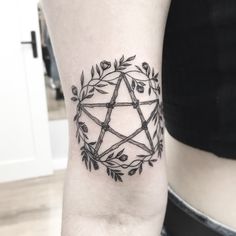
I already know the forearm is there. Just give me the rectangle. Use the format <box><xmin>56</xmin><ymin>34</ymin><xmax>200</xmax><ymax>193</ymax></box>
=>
<box><xmin>41</xmin><ymin>0</ymin><xmax>170</xmax><ymax>235</ymax></box>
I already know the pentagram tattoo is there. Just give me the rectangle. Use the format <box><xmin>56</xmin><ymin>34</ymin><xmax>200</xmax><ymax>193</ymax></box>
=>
<box><xmin>71</xmin><ymin>55</ymin><xmax>164</xmax><ymax>182</ymax></box>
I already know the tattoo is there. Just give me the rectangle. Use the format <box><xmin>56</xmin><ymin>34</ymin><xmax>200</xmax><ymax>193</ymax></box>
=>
<box><xmin>71</xmin><ymin>55</ymin><xmax>164</xmax><ymax>182</ymax></box>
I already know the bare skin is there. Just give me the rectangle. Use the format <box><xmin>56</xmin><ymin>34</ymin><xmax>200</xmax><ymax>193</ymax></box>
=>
<box><xmin>41</xmin><ymin>0</ymin><xmax>236</xmax><ymax>234</ymax></box>
<box><xmin>166</xmin><ymin>130</ymin><xmax>236</xmax><ymax>229</ymax></box>
<box><xmin>41</xmin><ymin>0</ymin><xmax>171</xmax><ymax>235</ymax></box>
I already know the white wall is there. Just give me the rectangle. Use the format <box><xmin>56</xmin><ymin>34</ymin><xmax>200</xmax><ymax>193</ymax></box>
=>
<box><xmin>49</xmin><ymin>120</ymin><xmax>69</xmax><ymax>170</ymax></box>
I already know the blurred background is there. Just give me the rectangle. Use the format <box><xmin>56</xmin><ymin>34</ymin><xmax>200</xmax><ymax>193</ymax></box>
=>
<box><xmin>0</xmin><ymin>0</ymin><xmax>68</xmax><ymax>235</ymax></box>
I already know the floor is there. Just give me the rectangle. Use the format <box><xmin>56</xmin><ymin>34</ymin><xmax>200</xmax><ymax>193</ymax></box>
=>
<box><xmin>0</xmin><ymin>171</ymin><xmax>65</xmax><ymax>236</ymax></box>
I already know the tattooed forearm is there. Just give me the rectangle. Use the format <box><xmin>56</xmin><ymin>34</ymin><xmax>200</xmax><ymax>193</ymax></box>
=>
<box><xmin>71</xmin><ymin>55</ymin><xmax>164</xmax><ymax>182</ymax></box>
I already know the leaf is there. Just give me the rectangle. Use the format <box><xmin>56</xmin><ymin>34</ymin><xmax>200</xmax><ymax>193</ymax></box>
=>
<box><xmin>89</xmin><ymin>87</ymin><xmax>95</xmax><ymax>93</ymax></box>
<box><xmin>131</xmin><ymin>80</ymin><xmax>136</xmax><ymax>90</ymax></box>
<box><xmin>153</xmin><ymin>73</ymin><xmax>159</xmax><ymax>82</ymax></box>
<box><xmin>85</xmin><ymin>158</ymin><xmax>88</xmax><ymax>169</ymax></box>
<box><xmin>71</xmin><ymin>97</ymin><xmax>78</xmax><ymax>101</ymax></box>
<box><xmin>88</xmin><ymin>147</ymin><xmax>94</xmax><ymax>156</ymax></box>
<box><xmin>107</xmin><ymin>152</ymin><xmax>114</xmax><ymax>160</ymax></box>
<box><xmin>138</xmin><ymin>81</ymin><xmax>146</xmax><ymax>86</ymax></box>
<box><xmin>153</xmin><ymin>130</ymin><xmax>157</xmax><ymax>139</ymax></box>
<box><xmin>76</xmin><ymin>128</ymin><xmax>79</xmax><ymax>137</ymax></box>
<box><xmin>152</xmin><ymin>68</ymin><xmax>155</xmax><ymax>77</ymax></box>
<box><xmin>96</xmin><ymin>64</ymin><xmax>101</xmax><ymax>76</ymax></box>
<box><xmin>116</xmin><ymin>148</ymin><xmax>124</xmax><ymax>157</ymax></box>
<box><xmin>139</xmin><ymin>164</ymin><xmax>143</xmax><ymax>174</ymax></box>
<box><xmin>137</xmin><ymin>154</ymin><xmax>149</xmax><ymax>158</ymax></box>
<box><xmin>114</xmin><ymin>59</ymin><xmax>118</xmax><ymax>70</ymax></box>
<box><xmin>107</xmin><ymin>161</ymin><xmax>115</xmax><ymax>166</ymax></box>
<box><xmin>82</xmin><ymin>91</ymin><xmax>86</xmax><ymax>99</ymax></box>
<box><xmin>151</xmin><ymin>159</ymin><xmax>158</xmax><ymax>162</ymax></box>
<box><xmin>107</xmin><ymin>168</ymin><xmax>124</xmax><ymax>182</ymax></box>
<box><xmin>92</xmin><ymin>160</ymin><xmax>99</xmax><ymax>170</ymax></box>
<box><xmin>148</xmin><ymin>87</ymin><xmax>152</xmax><ymax>95</ymax></box>
<box><xmin>154</xmin><ymin>117</ymin><xmax>158</xmax><ymax>125</ymax></box>
<box><xmin>72</xmin><ymin>85</ymin><xmax>78</xmax><ymax>96</ymax></box>
<box><xmin>96</xmin><ymin>88</ymin><xmax>108</xmax><ymax>94</ymax></box>
<box><xmin>120</xmin><ymin>55</ymin><xmax>124</xmax><ymax>64</ymax></box>
<box><xmin>88</xmin><ymin>160</ymin><xmax>92</xmax><ymax>171</ymax></box>
<box><xmin>135</xmin><ymin>65</ymin><xmax>143</xmax><ymax>72</ymax></box>
<box><xmin>128</xmin><ymin>168</ymin><xmax>137</xmax><ymax>176</ymax></box>
<box><xmin>81</xmin><ymin>71</ymin><xmax>84</xmax><ymax>87</ymax></box>
<box><xmin>107</xmin><ymin>81</ymin><xmax>116</xmax><ymax>85</ymax></box>
<box><xmin>117</xmin><ymin>66</ymin><xmax>127</xmax><ymax>70</ymax></box>
<box><xmin>85</xmin><ymin>94</ymin><xmax>94</xmax><ymax>99</ymax></box>
<box><xmin>152</xmin><ymin>113</ymin><xmax>157</xmax><ymax>121</ymax></box>
<box><xmin>97</xmin><ymin>83</ymin><xmax>107</xmax><ymax>87</ymax></box>
<box><xmin>107</xmin><ymin>168</ymin><xmax>110</xmax><ymax>176</ymax></box>
<box><xmin>91</xmin><ymin>66</ymin><xmax>95</xmax><ymax>78</ymax></box>
<box><xmin>78</xmin><ymin>111</ymin><xmax>82</xmax><ymax>121</ymax></box>
<box><xmin>73</xmin><ymin>114</ymin><xmax>78</xmax><ymax>121</ymax></box>
<box><xmin>147</xmin><ymin>66</ymin><xmax>151</xmax><ymax>77</ymax></box>
<box><xmin>122</xmin><ymin>63</ymin><xmax>131</xmax><ymax>67</ymax></box>
<box><xmin>89</xmin><ymin>142</ymin><xmax>96</xmax><ymax>145</ymax></box>
<box><xmin>116</xmin><ymin>174</ymin><xmax>123</xmax><ymax>182</ymax></box>
<box><xmin>126</xmin><ymin>55</ymin><xmax>136</xmax><ymax>62</ymax></box>
<box><xmin>148</xmin><ymin>160</ymin><xmax>153</xmax><ymax>167</ymax></box>
<box><xmin>161</xmin><ymin>127</ymin><xmax>164</xmax><ymax>134</ymax></box>
<box><xmin>81</xmin><ymin>124</ymin><xmax>88</xmax><ymax>133</ymax></box>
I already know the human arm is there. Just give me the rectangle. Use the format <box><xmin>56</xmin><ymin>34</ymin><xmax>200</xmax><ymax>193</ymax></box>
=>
<box><xmin>41</xmin><ymin>1</ymin><xmax>171</xmax><ymax>235</ymax></box>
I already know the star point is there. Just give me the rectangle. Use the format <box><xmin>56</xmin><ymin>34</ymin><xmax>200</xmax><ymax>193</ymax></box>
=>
<box><xmin>81</xmin><ymin>73</ymin><xmax>158</xmax><ymax>160</ymax></box>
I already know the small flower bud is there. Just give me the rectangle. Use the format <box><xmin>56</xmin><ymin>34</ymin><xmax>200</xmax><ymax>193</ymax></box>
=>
<box><xmin>119</xmin><ymin>154</ymin><xmax>128</xmax><ymax>162</ymax></box>
<box><xmin>100</xmin><ymin>60</ymin><xmax>111</xmax><ymax>70</ymax></box>
<box><xmin>136</xmin><ymin>85</ymin><xmax>144</xmax><ymax>93</ymax></box>
<box><xmin>142</xmin><ymin>62</ymin><xmax>149</xmax><ymax>71</ymax></box>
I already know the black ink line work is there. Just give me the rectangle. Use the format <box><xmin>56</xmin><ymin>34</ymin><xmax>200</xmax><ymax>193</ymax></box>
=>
<box><xmin>71</xmin><ymin>55</ymin><xmax>164</xmax><ymax>182</ymax></box>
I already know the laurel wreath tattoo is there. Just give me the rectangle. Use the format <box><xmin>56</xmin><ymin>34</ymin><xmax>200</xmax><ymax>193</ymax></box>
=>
<box><xmin>71</xmin><ymin>55</ymin><xmax>164</xmax><ymax>182</ymax></box>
